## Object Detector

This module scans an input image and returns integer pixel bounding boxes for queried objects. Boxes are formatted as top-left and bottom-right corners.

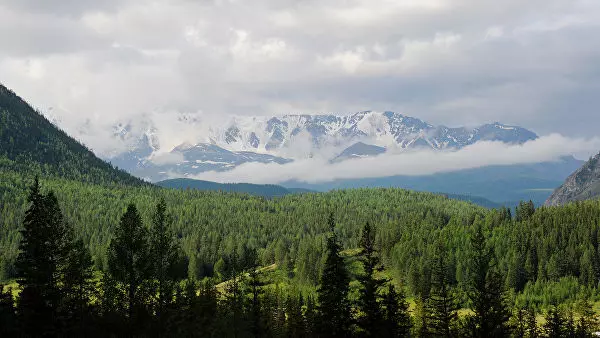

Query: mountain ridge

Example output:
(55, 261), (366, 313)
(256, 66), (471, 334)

(545, 152), (600, 206)
(0, 83), (144, 186)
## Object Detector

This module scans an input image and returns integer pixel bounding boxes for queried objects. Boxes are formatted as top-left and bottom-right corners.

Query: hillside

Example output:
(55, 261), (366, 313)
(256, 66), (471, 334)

(545, 152), (600, 206)
(157, 178), (310, 198)
(0, 84), (143, 186)
(285, 156), (583, 206)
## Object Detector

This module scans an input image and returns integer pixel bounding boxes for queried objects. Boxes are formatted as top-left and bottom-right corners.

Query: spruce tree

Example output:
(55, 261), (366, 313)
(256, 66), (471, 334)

(0, 285), (17, 337)
(15, 179), (66, 336)
(107, 203), (152, 328)
(304, 295), (317, 337)
(286, 293), (306, 338)
(381, 284), (411, 338)
(466, 223), (510, 338)
(427, 244), (459, 337)
(248, 266), (266, 338)
(543, 306), (566, 338)
(357, 222), (387, 337)
(149, 199), (184, 333)
(59, 237), (96, 336)
(316, 214), (352, 338)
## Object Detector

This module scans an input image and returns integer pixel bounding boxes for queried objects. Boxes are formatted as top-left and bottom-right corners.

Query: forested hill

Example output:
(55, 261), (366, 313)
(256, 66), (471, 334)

(157, 178), (309, 198)
(546, 151), (600, 206)
(0, 84), (144, 186)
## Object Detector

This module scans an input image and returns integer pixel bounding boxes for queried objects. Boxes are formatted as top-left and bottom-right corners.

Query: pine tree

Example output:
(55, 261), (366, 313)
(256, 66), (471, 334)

(357, 222), (387, 337)
(304, 295), (317, 337)
(381, 284), (411, 338)
(316, 214), (352, 338)
(427, 244), (459, 337)
(0, 285), (17, 337)
(15, 179), (66, 336)
(466, 223), (510, 338)
(543, 306), (566, 338)
(286, 293), (306, 338)
(107, 203), (152, 330)
(575, 297), (598, 337)
(59, 237), (96, 336)
(149, 199), (184, 333)
(248, 266), (266, 338)
(524, 307), (539, 338)
(221, 270), (248, 338)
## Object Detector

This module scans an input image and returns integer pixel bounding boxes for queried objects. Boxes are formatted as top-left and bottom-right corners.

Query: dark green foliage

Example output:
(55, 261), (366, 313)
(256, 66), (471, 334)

(107, 203), (152, 325)
(466, 223), (511, 338)
(381, 284), (411, 338)
(0, 285), (17, 337)
(0, 84), (144, 186)
(427, 244), (459, 337)
(58, 238), (97, 336)
(15, 179), (65, 335)
(356, 222), (387, 337)
(149, 198), (186, 333)
(157, 178), (310, 198)
(543, 306), (566, 338)
(316, 215), (352, 338)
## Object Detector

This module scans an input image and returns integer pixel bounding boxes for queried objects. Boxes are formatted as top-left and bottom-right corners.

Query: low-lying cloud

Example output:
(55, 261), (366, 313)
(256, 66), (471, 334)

(188, 134), (600, 184)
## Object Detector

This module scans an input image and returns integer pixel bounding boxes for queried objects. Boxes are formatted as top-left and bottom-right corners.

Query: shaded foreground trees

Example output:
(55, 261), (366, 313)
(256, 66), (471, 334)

(4, 180), (600, 337)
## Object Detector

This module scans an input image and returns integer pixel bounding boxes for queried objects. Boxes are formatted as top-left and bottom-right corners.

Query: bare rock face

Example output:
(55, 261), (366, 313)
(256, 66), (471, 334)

(545, 152), (600, 206)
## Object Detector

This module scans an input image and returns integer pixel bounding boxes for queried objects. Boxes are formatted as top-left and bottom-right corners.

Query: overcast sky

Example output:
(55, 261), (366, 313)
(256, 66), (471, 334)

(1, 0), (600, 142)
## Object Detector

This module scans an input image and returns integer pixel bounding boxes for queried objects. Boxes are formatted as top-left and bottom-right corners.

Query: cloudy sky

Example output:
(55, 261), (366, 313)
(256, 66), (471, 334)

(1, 0), (600, 148)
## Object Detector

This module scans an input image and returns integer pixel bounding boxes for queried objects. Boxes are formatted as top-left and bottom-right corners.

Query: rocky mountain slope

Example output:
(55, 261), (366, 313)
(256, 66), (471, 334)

(545, 152), (600, 206)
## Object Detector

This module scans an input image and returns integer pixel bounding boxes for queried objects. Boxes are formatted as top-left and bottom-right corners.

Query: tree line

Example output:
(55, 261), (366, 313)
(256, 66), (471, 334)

(2, 180), (600, 337)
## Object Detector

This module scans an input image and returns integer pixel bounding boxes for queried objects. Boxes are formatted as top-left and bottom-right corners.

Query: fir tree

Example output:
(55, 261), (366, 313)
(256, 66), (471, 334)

(466, 223), (510, 338)
(286, 293), (306, 338)
(107, 203), (152, 328)
(316, 214), (352, 338)
(0, 285), (17, 337)
(149, 199), (184, 333)
(427, 244), (459, 337)
(15, 179), (67, 336)
(543, 306), (566, 338)
(381, 284), (411, 338)
(248, 266), (266, 338)
(59, 237), (96, 336)
(357, 222), (387, 337)
(575, 297), (598, 337)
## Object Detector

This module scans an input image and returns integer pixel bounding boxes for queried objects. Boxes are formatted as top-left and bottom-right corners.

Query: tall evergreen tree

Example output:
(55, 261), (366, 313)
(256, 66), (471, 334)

(543, 306), (566, 338)
(466, 223), (510, 338)
(381, 284), (411, 338)
(107, 203), (152, 328)
(0, 285), (17, 337)
(149, 199), (184, 333)
(357, 222), (387, 337)
(248, 266), (266, 338)
(58, 237), (97, 336)
(427, 244), (459, 337)
(286, 293), (306, 338)
(15, 179), (66, 336)
(316, 214), (352, 338)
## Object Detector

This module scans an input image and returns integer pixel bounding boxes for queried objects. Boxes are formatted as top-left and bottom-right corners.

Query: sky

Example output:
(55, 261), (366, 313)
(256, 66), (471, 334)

(1, 0), (600, 155)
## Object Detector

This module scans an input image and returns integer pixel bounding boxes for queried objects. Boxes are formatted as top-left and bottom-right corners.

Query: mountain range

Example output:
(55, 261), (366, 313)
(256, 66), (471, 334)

(104, 111), (538, 181)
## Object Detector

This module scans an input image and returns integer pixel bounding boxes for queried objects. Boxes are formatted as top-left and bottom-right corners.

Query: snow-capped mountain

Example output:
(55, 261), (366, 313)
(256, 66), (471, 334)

(102, 111), (537, 181)
(199, 111), (537, 153)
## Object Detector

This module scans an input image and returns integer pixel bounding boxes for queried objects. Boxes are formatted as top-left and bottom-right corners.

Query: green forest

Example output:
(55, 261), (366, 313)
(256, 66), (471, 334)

(2, 83), (600, 336)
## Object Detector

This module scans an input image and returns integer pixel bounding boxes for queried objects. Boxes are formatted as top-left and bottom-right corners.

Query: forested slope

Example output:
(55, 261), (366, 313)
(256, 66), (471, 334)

(0, 84), (144, 186)
(3, 171), (600, 313)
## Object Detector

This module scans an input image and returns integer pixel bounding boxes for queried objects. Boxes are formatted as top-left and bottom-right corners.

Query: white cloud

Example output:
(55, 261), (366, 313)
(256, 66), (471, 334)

(189, 135), (600, 184)
(1, 0), (600, 153)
